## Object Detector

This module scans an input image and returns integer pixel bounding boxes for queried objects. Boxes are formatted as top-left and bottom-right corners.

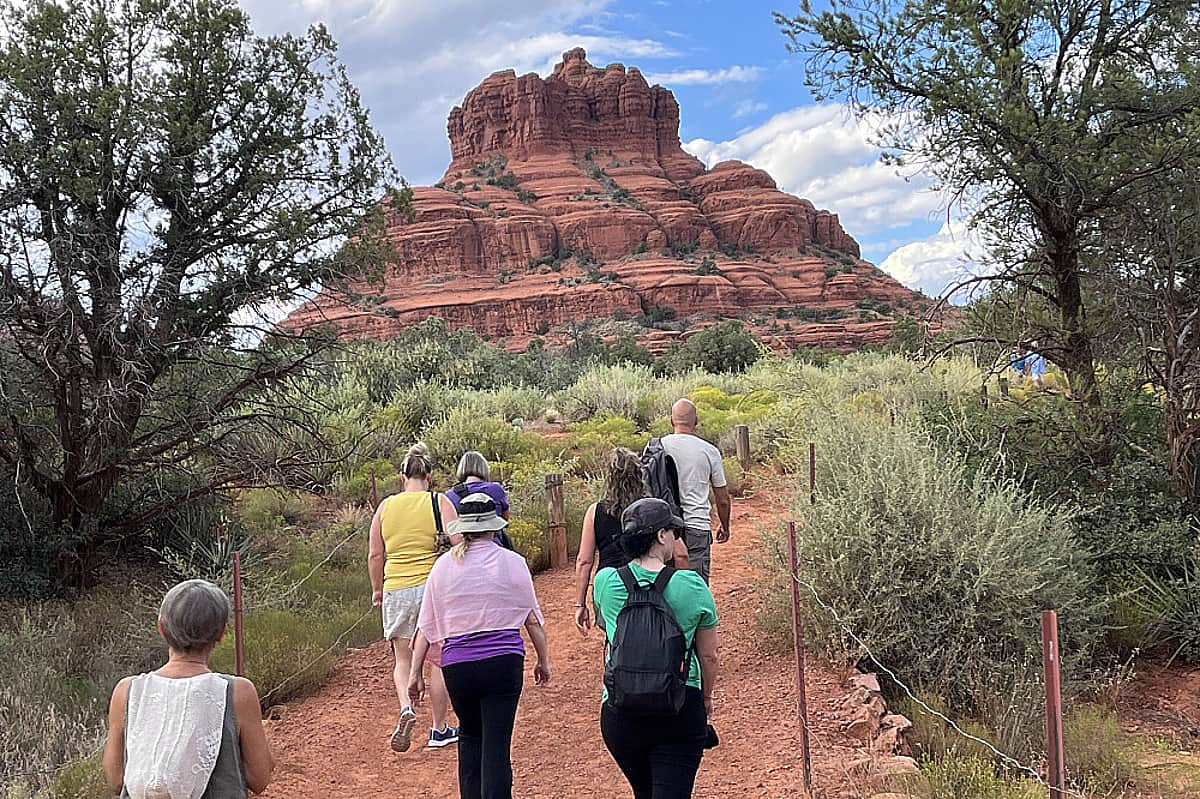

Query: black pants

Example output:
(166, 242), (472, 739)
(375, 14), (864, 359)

(441, 654), (524, 799)
(601, 687), (707, 799)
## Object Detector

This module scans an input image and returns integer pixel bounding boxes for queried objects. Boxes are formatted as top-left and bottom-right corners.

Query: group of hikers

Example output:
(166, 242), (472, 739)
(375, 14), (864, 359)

(102, 398), (733, 799)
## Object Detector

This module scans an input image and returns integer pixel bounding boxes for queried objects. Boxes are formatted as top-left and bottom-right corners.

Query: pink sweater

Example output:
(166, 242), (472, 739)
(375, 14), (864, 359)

(418, 539), (544, 644)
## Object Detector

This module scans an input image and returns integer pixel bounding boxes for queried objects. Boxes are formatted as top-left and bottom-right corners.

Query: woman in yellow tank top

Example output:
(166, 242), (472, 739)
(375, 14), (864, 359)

(369, 443), (460, 754)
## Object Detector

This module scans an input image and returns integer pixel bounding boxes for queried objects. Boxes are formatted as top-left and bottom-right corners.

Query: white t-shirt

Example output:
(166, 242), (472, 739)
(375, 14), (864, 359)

(661, 433), (727, 531)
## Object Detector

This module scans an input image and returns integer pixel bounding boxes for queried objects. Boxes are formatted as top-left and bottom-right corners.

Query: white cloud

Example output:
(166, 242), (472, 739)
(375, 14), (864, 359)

(238, 0), (674, 183)
(644, 65), (763, 85)
(879, 220), (986, 300)
(732, 99), (768, 118)
(685, 104), (946, 240)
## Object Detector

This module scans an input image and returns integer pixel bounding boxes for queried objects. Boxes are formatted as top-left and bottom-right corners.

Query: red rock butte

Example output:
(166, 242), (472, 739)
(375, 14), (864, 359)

(284, 48), (932, 351)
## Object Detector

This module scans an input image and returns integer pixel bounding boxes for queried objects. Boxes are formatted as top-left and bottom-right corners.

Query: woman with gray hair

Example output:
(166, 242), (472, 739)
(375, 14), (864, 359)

(445, 450), (510, 519)
(103, 579), (274, 798)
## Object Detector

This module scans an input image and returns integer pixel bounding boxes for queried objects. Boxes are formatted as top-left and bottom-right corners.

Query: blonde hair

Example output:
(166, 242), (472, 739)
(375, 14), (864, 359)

(451, 530), (491, 561)
(401, 442), (434, 479)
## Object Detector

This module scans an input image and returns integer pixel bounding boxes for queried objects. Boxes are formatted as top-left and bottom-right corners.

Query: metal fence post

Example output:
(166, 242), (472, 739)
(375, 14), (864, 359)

(788, 521), (813, 796)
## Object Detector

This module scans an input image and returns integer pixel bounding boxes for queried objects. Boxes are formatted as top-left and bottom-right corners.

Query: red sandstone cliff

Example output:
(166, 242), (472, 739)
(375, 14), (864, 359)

(284, 49), (931, 351)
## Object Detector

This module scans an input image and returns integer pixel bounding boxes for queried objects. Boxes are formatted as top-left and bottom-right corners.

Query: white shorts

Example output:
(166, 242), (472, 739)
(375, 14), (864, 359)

(382, 585), (424, 641)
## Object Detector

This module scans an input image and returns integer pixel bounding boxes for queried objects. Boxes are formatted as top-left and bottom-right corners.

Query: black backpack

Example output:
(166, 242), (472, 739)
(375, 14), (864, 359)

(604, 565), (691, 715)
(642, 438), (684, 522)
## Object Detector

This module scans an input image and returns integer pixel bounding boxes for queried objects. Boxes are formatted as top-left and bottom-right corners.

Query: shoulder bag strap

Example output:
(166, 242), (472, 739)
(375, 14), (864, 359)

(430, 491), (443, 534)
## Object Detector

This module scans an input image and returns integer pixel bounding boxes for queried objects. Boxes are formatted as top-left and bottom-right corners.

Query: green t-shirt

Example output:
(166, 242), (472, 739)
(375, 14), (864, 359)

(593, 563), (719, 693)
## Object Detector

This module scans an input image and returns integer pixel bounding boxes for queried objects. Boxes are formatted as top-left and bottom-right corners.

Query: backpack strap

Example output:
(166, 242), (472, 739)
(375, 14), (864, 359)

(451, 483), (470, 501)
(430, 491), (443, 534)
(651, 565), (676, 594)
(617, 565), (640, 595)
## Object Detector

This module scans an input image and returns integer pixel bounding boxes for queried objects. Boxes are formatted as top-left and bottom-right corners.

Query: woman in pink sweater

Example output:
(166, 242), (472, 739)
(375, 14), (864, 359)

(408, 493), (551, 799)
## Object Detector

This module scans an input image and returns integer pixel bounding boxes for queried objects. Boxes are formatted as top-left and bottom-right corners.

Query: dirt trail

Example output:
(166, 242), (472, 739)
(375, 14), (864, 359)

(260, 489), (863, 798)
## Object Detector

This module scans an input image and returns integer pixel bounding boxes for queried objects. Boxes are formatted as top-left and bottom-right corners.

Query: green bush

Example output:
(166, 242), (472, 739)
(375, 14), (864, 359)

(211, 603), (378, 708)
(922, 755), (1043, 799)
(51, 750), (109, 799)
(336, 457), (399, 503)
(762, 405), (1100, 726)
(238, 488), (317, 535)
(505, 517), (549, 573)
(674, 320), (761, 374)
(423, 407), (545, 466)
(1063, 704), (1137, 792)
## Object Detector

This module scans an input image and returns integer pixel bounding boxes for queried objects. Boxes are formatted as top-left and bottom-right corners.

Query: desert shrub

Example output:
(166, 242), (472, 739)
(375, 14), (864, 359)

(335, 457), (399, 504)
(0, 588), (162, 797)
(422, 407), (545, 466)
(558, 364), (657, 421)
(721, 457), (749, 497)
(565, 415), (650, 478)
(504, 517), (549, 573)
(211, 603), (378, 707)
(673, 320), (761, 374)
(762, 405), (1100, 720)
(238, 488), (317, 536)
(922, 755), (1043, 799)
(1119, 560), (1200, 663)
(1063, 704), (1137, 792)
(895, 694), (999, 764)
(50, 751), (109, 799)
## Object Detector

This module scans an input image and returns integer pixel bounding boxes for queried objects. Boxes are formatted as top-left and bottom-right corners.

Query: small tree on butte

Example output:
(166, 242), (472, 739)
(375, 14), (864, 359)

(777, 0), (1200, 433)
(0, 0), (406, 586)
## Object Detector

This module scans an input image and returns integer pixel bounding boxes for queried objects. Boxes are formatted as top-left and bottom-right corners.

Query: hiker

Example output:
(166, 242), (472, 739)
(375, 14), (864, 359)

(1026, 340), (1047, 386)
(575, 447), (687, 633)
(103, 579), (274, 799)
(409, 493), (551, 799)
(593, 498), (720, 799)
(660, 398), (731, 584)
(368, 442), (460, 753)
(446, 451), (510, 518)
(1009, 345), (1028, 376)
(446, 450), (514, 549)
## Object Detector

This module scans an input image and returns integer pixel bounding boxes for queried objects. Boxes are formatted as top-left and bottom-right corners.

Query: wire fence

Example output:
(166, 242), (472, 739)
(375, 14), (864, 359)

(786, 542), (1083, 798)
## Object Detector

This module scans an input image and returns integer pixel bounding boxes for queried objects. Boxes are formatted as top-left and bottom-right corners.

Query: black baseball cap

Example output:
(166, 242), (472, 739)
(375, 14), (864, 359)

(621, 498), (686, 537)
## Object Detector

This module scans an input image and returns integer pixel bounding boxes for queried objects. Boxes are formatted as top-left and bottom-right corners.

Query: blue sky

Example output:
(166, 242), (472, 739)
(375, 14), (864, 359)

(241, 0), (981, 297)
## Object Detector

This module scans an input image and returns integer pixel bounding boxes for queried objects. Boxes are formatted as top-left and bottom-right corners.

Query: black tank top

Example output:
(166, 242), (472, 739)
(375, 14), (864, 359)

(595, 502), (628, 571)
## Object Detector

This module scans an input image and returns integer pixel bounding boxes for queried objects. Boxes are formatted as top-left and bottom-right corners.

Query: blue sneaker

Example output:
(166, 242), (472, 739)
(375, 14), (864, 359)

(427, 725), (459, 748)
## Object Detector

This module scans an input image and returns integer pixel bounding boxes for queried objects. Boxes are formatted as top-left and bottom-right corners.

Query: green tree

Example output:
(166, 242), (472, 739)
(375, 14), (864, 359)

(777, 0), (1200, 423)
(0, 0), (403, 587)
(677, 321), (762, 374)
(609, 333), (654, 367)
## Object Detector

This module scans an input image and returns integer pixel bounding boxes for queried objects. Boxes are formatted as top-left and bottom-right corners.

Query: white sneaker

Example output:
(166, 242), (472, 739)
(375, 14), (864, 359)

(390, 708), (417, 753)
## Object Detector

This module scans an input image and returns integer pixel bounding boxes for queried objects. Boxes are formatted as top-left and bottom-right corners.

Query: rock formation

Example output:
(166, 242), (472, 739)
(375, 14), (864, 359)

(284, 49), (932, 350)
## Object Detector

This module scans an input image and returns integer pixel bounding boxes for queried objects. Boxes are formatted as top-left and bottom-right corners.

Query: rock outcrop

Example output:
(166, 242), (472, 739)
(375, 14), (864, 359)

(284, 49), (932, 349)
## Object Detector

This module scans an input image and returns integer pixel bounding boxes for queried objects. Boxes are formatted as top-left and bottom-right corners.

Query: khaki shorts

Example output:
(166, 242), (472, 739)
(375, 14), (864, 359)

(382, 585), (424, 641)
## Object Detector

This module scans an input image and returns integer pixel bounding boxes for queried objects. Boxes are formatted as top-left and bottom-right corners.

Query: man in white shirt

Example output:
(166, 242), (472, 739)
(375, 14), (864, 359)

(661, 398), (732, 584)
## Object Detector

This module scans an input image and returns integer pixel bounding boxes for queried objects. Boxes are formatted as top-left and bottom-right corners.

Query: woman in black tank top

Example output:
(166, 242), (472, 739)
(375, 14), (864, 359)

(573, 448), (690, 633)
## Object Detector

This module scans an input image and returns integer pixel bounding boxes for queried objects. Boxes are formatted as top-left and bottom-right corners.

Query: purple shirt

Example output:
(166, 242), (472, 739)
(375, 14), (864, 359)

(446, 480), (510, 515)
(440, 629), (525, 666)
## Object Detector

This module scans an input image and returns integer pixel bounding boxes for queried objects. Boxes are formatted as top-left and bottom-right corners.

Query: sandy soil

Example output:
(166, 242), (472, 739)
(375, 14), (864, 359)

(258, 489), (865, 799)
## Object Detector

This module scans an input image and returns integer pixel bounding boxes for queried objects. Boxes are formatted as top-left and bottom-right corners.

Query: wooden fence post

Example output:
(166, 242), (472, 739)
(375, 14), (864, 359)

(232, 550), (245, 677)
(999, 377), (1010, 398)
(546, 473), (568, 569)
(788, 521), (814, 796)
(1042, 610), (1067, 798)
(369, 467), (379, 509)
(734, 424), (751, 470)
(980, 383), (990, 408)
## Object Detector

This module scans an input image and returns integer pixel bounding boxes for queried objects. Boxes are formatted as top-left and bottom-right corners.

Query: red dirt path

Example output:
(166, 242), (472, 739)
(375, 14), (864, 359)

(260, 490), (864, 799)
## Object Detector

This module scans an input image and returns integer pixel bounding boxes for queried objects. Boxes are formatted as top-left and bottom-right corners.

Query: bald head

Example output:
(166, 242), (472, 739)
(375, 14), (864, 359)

(671, 398), (698, 432)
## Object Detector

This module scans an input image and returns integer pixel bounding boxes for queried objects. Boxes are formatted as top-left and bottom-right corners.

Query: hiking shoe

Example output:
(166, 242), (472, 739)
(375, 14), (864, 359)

(390, 708), (417, 753)
(427, 725), (460, 748)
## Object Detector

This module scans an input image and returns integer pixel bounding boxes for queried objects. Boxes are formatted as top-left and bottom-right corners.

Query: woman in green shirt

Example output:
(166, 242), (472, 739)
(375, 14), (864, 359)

(592, 498), (720, 798)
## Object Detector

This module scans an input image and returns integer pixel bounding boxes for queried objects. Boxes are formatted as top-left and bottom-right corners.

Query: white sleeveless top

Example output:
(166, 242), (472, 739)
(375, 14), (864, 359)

(124, 673), (229, 799)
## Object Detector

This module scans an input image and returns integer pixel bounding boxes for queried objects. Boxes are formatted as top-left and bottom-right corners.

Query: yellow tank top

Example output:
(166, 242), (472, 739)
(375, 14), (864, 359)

(380, 492), (440, 591)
